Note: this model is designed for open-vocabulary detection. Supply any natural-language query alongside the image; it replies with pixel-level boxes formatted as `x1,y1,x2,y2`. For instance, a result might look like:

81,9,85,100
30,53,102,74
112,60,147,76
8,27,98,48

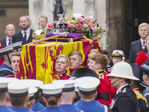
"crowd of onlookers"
1,15,149,112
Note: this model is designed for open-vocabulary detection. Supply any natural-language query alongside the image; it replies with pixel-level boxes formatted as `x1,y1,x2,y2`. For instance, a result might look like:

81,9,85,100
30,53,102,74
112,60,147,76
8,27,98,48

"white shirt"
6,36,12,46
140,38,146,48
21,28,31,41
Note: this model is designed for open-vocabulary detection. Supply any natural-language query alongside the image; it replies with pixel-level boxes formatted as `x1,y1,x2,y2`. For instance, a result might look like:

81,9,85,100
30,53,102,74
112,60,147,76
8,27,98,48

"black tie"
8,38,12,45
24,31,27,39
142,40,146,49
23,31,27,44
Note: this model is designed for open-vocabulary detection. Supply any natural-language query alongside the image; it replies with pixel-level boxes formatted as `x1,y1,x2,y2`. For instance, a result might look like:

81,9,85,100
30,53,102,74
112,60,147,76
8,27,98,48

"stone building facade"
0,0,28,39
0,0,149,56
28,0,126,53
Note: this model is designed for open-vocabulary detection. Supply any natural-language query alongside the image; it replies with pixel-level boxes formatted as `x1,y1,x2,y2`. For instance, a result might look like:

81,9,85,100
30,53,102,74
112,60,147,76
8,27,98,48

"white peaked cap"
52,80,68,85
8,81,28,94
20,79,43,88
107,62,139,80
6,78,19,83
0,77,9,88
41,84,64,95
112,50,124,56
53,80,74,89
63,80,75,89
75,77,100,92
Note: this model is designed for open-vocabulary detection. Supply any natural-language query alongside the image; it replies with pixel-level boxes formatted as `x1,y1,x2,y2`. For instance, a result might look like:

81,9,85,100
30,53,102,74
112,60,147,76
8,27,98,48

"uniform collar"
80,99,97,103
116,84,128,94
11,107,30,112
46,106,60,110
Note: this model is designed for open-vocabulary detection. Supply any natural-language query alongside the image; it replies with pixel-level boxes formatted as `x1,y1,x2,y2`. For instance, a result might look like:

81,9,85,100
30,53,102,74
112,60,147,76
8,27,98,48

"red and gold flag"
19,39,100,83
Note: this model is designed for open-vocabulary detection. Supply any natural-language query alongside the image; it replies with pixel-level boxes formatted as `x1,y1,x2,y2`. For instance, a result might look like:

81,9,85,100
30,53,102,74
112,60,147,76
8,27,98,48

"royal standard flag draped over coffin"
18,39,100,84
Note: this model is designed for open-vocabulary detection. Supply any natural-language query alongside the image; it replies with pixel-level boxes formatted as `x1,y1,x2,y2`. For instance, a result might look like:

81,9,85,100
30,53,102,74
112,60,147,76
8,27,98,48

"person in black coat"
12,16,33,45
0,24,15,48
107,62,139,112
128,23,149,78
129,23,149,63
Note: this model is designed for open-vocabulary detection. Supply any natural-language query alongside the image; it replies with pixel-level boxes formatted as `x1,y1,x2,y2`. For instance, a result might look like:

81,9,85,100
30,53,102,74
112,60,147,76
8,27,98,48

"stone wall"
95,0,107,50
110,0,125,48
62,0,73,17
105,0,125,53
29,0,55,30
0,0,28,39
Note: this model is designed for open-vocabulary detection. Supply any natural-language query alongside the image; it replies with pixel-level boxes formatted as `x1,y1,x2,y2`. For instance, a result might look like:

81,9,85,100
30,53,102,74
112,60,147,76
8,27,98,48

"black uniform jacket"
111,85,138,112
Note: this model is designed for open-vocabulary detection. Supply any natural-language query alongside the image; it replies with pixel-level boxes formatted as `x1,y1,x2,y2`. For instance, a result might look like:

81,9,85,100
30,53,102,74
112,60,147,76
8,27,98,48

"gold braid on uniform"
96,70,105,79
133,88,148,103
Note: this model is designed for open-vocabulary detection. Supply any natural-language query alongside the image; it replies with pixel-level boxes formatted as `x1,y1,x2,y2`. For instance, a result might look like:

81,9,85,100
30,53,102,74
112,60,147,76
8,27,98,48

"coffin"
18,33,101,83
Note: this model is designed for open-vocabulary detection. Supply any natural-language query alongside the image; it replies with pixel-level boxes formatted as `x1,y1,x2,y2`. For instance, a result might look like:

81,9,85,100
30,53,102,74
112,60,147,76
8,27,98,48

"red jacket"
96,70,117,107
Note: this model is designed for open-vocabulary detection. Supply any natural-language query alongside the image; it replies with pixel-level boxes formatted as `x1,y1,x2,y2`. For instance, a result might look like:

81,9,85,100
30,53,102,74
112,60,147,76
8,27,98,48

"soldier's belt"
97,93,110,101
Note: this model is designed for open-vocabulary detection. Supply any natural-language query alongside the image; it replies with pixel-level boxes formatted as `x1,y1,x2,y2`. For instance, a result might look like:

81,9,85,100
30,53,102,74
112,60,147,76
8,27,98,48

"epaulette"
133,88,147,103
